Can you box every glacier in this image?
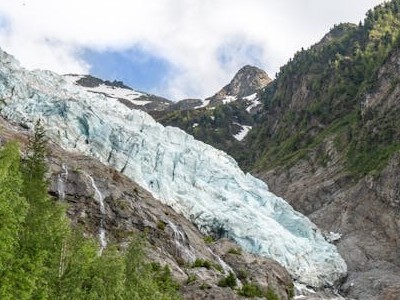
[0,48,347,287]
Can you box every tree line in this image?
[0,121,181,299]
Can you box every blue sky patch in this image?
[0,14,10,31]
[82,47,173,97]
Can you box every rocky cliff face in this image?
[207,65,271,106]
[247,8,400,298]
[0,117,294,300]
[259,150,400,299]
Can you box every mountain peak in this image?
[208,65,271,103]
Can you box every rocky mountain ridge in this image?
[150,65,270,166]
[206,65,271,107]
[65,74,172,111]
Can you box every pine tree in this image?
[17,120,69,299]
[0,142,29,299]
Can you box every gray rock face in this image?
[0,116,294,300]
[208,65,271,105]
[254,41,400,300]
[48,149,295,300]
[259,149,400,300]
[211,239,293,300]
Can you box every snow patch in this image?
[222,95,237,104]
[243,93,261,113]
[324,231,342,243]
[243,93,257,101]
[233,123,252,141]
[65,75,150,106]
[194,99,210,109]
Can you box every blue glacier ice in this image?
[0,48,347,287]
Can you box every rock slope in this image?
[0,117,293,300]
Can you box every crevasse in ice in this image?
[0,48,346,287]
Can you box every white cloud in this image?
[0,0,386,99]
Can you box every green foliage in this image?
[266,287,280,300]
[123,237,181,300]
[157,220,167,231]
[203,235,215,244]
[17,120,70,299]
[199,283,212,290]
[186,274,197,284]
[227,247,242,255]
[0,128,182,300]
[287,283,295,299]
[217,271,237,288]
[244,1,400,177]
[0,142,29,299]
[238,283,279,299]
[238,282,265,298]
[236,269,249,281]
[190,258,222,272]
[191,258,212,269]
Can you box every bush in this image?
[186,274,197,284]
[217,272,237,288]
[191,258,212,269]
[227,247,242,255]
[236,269,249,281]
[157,220,166,230]
[239,282,264,297]
[203,235,215,244]
[266,287,280,300]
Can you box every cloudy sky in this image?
[0,0,385,100]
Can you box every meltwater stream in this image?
[57,164,68,201]
[86,174,107,254]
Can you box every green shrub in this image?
[203,235,215,244]
[186,274,197,284]
[157,220,166,231]
[227,247,242,255]
[236,269,249,281]
[217,272,237,288]
[239,282,264,297]
[199,283,212,290]
[191,258,212,269]
[266,287,279,300]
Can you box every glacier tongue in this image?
[0,48,347,287]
